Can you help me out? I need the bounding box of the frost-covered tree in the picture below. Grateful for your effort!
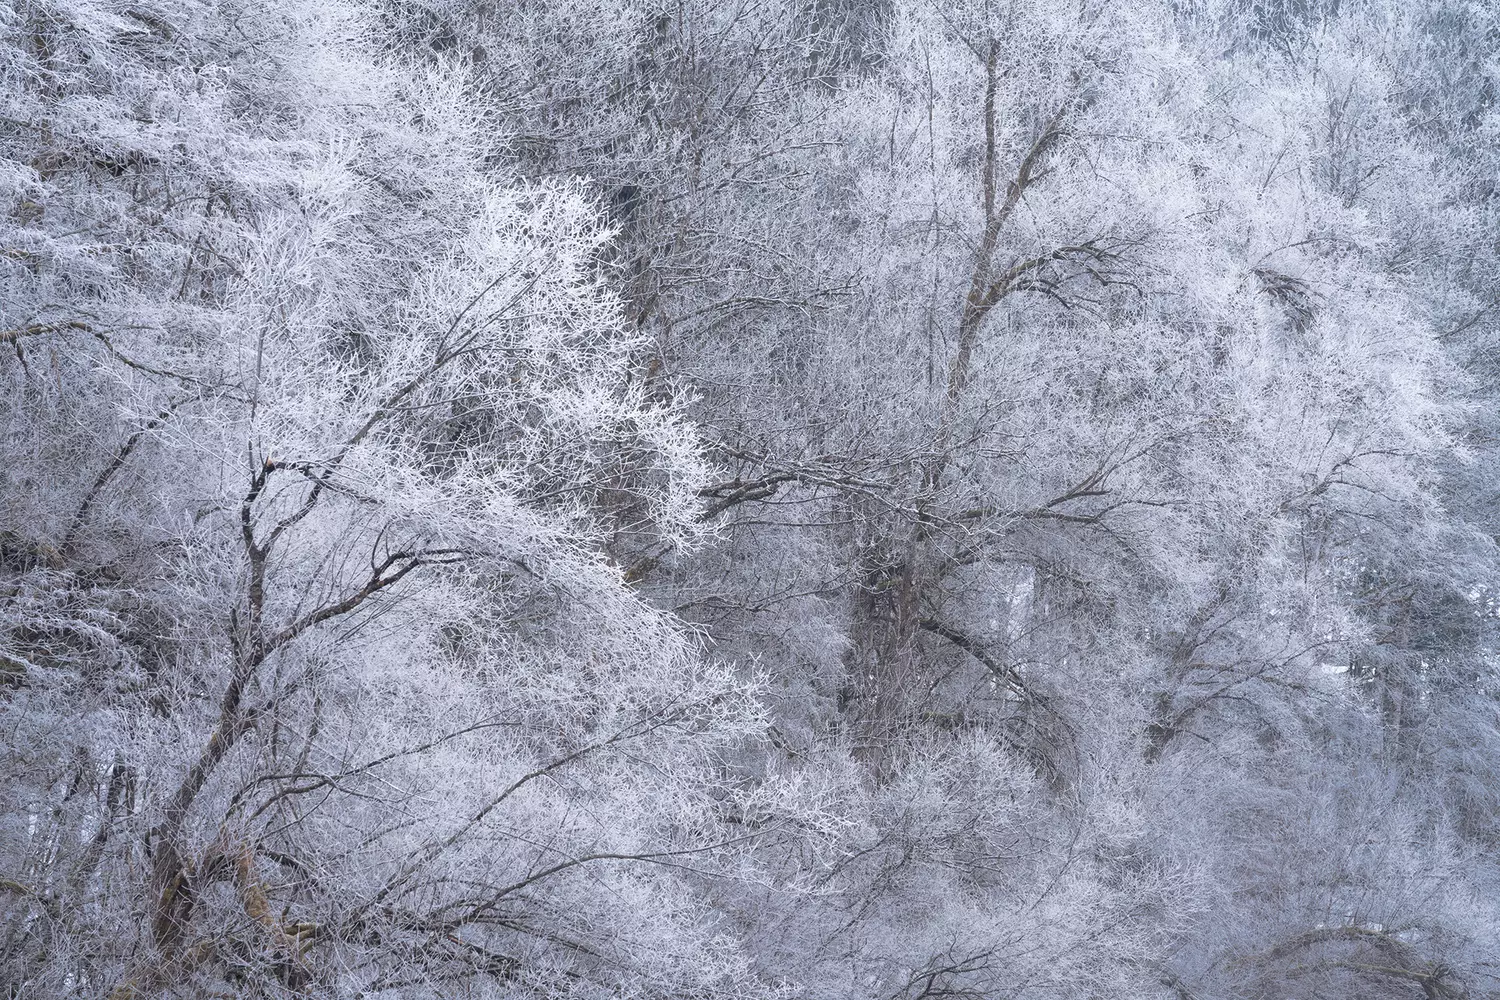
[462,0,1500,997]
[0,1,786,996]
[6,0,1500,998]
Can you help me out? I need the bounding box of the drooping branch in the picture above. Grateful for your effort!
[1245,924,1468,1000]
[917,616,1047,708]
[0,320,93,345]
[697,471,798,520]
[696,447,929,521]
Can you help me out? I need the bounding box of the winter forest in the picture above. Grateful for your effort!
[4,0,1500,996]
